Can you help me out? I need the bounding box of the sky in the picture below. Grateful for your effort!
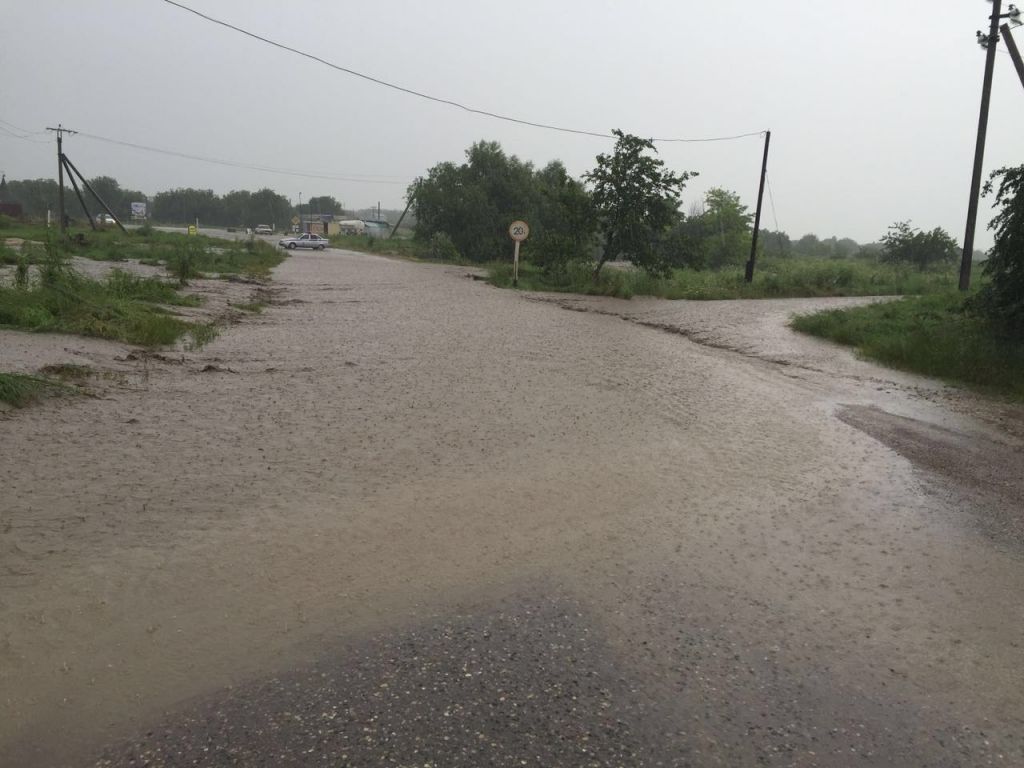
[2,0,1023,247]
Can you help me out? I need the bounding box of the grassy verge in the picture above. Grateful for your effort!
[0,372,71,408]
[0,259,216,348]
[487,259,959,300]
[327,232,422,259]
[1,224,285,278]
[791,292,1024,400]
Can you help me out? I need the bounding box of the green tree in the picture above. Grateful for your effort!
[5,178,63,219]
[759,230,791,257]
[793,233,822,257]
[701,188,752,268]
[413,141,549,262]
[530,161,596,272]
[879,221,958,270]
[249,188,292,229]
[585,130,695,277]
[307,195,344,216]
[973,165,1024,333]
[152,188,222,225]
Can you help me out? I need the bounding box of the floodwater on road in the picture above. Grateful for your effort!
[2,249,1022,767]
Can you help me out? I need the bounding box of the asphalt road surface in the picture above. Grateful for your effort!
[2,247,1023,767]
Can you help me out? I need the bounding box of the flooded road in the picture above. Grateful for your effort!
[2,249,1023,766]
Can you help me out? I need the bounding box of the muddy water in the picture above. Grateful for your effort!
[2,250,1023,766]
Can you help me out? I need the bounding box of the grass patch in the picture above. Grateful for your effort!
[0,372,69,408]
[3,224,286,278]
[791,292,1024,400]
[488,258,959,300]
[0,260,216,349]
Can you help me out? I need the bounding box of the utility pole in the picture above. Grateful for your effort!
[961,0,1005,290]
[1001,23,1024,91]
[46,124,77,234]
[745,130,771,283]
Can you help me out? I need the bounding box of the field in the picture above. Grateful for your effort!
[488,258,961,300]
[791,292,1024,400]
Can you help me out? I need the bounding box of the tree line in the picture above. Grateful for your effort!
[409,134,966,274]
[0,177,352,228]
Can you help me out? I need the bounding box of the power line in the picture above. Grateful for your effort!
[0,122,51,143]
[72,129,410,185]
[0,118,48,136]
[160,0,765,144]
[766,175,780,232]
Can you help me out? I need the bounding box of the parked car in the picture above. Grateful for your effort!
[254,224,273,235]
[278,233,329,250]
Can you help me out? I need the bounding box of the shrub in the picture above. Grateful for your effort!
[425,232,461,262]
[971,165,1024,335]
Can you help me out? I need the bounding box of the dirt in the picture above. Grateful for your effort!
[2,249,1023,766]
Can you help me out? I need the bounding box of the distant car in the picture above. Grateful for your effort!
[278,233,328,250]
[95,213,116,227]
[254,224,273,235]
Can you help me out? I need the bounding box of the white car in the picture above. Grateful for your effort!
[278,233,328,250]
[254,224,273,235]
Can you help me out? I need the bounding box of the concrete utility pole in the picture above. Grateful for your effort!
[960,0,1004,291]
[46,124,77,234]
[744,130,771,283]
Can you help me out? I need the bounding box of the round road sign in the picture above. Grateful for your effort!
[508,220,529,242]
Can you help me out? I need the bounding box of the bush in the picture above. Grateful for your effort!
[971,165,1024,335]
[424,231,461,262]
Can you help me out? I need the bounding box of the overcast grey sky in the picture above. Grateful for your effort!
[2,1,1023,246]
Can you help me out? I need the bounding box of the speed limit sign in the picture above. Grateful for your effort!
[508,220,528,286]
[509,221,529,242]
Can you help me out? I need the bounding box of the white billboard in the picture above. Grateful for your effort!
[130,201,147,219]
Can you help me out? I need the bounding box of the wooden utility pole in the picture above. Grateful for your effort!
[745,130,771,283]
[46,124,77,233]
[960,0,1003,291]
[61,154,128,233]
[1001,23,1024,92]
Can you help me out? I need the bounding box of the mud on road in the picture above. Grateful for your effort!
[2,249,1023,766]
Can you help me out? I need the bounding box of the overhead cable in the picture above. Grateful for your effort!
[73,130,410,185]
[160,0,765,144]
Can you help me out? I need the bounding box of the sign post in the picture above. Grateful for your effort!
[508,220,529,287]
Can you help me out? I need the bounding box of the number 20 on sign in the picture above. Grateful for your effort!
[508,220,529,287]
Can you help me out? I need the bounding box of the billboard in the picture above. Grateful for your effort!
[130,201,147,219]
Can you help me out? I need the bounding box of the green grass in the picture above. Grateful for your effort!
[328,232,423,259]
[488,258,959,300]
[0,261,216,348]
[0,372,70,408]
[791,292,1024,400]
[2,224,286,278]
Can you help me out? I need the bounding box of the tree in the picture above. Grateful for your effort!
[585,130,695,277]
[152,188,222,225]
[85,176,148,220]
[531,161,596,272]
[973,165,1024,333]
[700,188,752,268]
[759,230,791,257]
[415,141,538,260]
[793,233,822,257]
[879,221,958,270]
[307,195,344,216]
